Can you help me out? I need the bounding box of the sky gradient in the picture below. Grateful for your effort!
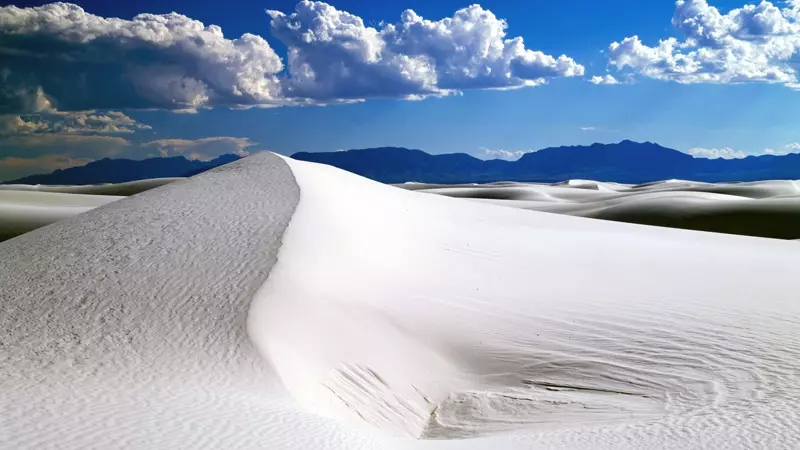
[2,0,800,180]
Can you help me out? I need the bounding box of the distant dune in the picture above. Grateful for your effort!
[2,153,799,449]
[401,179,800,240]
[0,178,181,242]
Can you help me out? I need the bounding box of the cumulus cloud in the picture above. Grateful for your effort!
[0,2,284,113]
[688,147,747,159]
[0,2,583,112]
[481,147,533,161]
[786,142,800,150]
[589,74,620,85]
[268,2,583,101]
[606,0,800,87]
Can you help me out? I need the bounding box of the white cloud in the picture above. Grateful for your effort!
[0,2,284,112]
[606,0,800,88]
[688,147,747,159]
[481,147,533,161]
[580,126,598,131]
[589,74,620,85]
[267,2,583,101]
[786,142,800,150]
[0,2,584,112]
[0,111,151,135]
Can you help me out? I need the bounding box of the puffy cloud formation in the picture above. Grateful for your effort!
[0,2,582,112]
[589,75,620,85]
[481,147,532,161]
[0,111,151,135]
[0,2,284,113]
[606,0,800,87]
[269,2,584,101]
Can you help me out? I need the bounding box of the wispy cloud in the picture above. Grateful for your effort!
[688,147,747,159]
[687,145,799,159]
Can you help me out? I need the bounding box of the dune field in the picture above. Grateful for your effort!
[400,179,800,240]
[5,175,800,244]
[2,153,800,449]
[0,179,182,242]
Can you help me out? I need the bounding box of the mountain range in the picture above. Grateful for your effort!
[5,141,800,186]
[3,154,241,185]
[293,141,800,184]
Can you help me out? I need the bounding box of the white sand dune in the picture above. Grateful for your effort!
[402,179,800,239]
[0,177,182,196]
[0,179,182,242]
[0,190,122,242]
[2,153,800,449]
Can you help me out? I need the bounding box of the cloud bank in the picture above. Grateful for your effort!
[0,1,583,113]
[605,0,800,88]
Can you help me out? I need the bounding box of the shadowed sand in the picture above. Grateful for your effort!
[0,178,182,242]
[400,179,800,239]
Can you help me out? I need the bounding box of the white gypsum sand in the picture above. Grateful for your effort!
[0,178,182,242]
[2,153,799,449]
[400,179,800,239]
[0,190,122,242]
[251,156,800,447]
[0,177,182,196]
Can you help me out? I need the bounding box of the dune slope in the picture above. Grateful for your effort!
[0,153,313,449]
[252,157,800,447]
[2,153,800,449]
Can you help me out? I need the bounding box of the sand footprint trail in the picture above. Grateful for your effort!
[2,153,800,449]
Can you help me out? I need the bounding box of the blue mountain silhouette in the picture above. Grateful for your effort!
[3,154,241,185]
[293,141,800,183]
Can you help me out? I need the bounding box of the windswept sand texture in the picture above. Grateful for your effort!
[400,179,800,239]
[2,154,800,449]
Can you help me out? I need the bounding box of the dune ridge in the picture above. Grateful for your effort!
[2,153,799,449]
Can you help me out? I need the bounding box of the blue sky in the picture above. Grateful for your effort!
[2,0,800,180]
